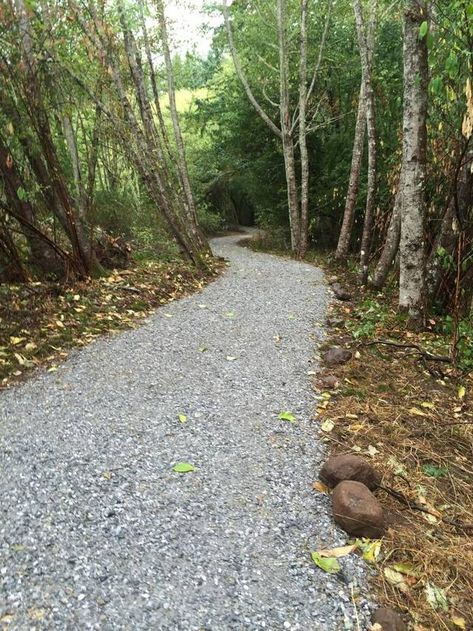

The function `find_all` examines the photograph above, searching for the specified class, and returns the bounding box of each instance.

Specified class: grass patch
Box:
[0,256,223,388]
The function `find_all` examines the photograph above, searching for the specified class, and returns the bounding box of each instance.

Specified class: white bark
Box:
[399,0,428,325]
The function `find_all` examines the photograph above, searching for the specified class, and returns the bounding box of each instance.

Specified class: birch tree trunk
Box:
[399,0,429,326]
[335,81,366,260]
[156,0,209,253]
[278,0,301,256]
[298,0,310,258]
[353,0,378,284]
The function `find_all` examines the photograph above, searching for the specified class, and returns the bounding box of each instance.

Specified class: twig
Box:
[362,339,451,363]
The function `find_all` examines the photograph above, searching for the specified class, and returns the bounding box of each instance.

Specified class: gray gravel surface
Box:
[0,234,371,630]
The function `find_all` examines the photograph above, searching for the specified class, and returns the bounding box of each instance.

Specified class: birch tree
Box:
[399,0,429,326]
[223,0,332,258]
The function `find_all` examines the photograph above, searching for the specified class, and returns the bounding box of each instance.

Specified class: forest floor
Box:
[249,234,473,631]
[0,258,221,389]
[0,233,373,630]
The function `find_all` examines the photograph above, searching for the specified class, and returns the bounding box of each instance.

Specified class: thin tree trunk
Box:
[353,0,378,284]
[278,0,301,255]
[399,0,429,326]
[298,0,309,258]
[156,0,209,252]
[371,183,402,288]
[335,81,366,260]
[62,114,87,218]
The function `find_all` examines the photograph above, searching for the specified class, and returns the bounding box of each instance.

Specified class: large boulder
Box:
[320,454,381,490]
[371,607,407,631]
[323,347,352,366]
[332,480,385,538]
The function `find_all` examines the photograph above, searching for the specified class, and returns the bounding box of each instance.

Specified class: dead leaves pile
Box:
[0,259,222,388]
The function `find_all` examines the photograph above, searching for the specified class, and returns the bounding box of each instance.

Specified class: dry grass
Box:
[316,279,473,630]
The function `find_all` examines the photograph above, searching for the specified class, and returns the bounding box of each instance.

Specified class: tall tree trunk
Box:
[278,0,301,256]
[298,0,310,258]
[399,0,429,326]
[353,0,378,284]
[156,0,209,252]
[62,114,87,218]
[14,0,101,277]
[335,81,366,260]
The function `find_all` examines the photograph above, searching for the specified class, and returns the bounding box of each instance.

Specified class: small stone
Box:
[371,607,407,631]
[315,374,340,390]
[320,454,381,490]
[331,283,352,301]
[323,347,352,366]
[332,480,385,538]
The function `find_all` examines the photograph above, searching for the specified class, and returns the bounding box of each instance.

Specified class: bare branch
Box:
[222,0,282,138]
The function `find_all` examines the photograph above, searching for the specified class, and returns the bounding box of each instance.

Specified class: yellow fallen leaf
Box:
[421,401,435,409]
[458,385,466,400]
[102,471,112,480]
[346,413,358,419]
[321,419,334,432]
[10,336,25,345]
[409,407,428,417]
[348,423,365,432]
[312,481,329,493]
[452,616,466,630]
[318,544,358,558]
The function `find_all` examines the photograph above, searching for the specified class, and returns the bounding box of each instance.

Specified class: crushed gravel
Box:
[0,233,371,630]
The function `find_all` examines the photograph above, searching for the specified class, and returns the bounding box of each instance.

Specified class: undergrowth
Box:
[248,233,473,630]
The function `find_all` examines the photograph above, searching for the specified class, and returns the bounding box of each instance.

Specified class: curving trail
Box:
[0,233,370,630]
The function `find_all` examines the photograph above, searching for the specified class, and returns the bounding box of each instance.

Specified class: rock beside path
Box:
[332,480,385,538]
[320,454,381,490]
[371,607,407,631]
[323,347,352,366]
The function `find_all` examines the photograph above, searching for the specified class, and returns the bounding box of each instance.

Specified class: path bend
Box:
[0,233,370,630]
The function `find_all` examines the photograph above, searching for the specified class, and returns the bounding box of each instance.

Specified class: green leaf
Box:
[311,551,341,574]
[278,411,296,422]
[172,462,196,473]
[422,463,448,478]
[419,20,428,38]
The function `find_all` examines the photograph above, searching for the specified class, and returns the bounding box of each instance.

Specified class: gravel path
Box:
[0,233,370,630]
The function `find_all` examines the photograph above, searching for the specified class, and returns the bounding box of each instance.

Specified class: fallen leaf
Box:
[198,346,208,352]
[409,407,428,417]
[172,462,197,473]
[451,616,466,629]
[359,539,382,563]
[312,481,330,493]
[383,567,410,593]
[9,336,25,345]
[278,411,296,422]
[178,414,187,423]
[367,445,379,457]
[311,551,341,573]
[226,356,237,361]
[346,413,359,419]
[318,544,357,558]
[225,311,235,318]
[391,563,420,578]
[321,419,334,432]
[425,581,449,611]
[163,313,173,318]
[421,401,435,409]
[458,385,466,400]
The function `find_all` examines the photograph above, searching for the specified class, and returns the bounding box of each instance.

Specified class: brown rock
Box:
[332,282,352,301]
[320,454,381,490]
[332,480,385,538]
[316,374,340,390]
[323,347,352,366]
[371,607,407,631]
